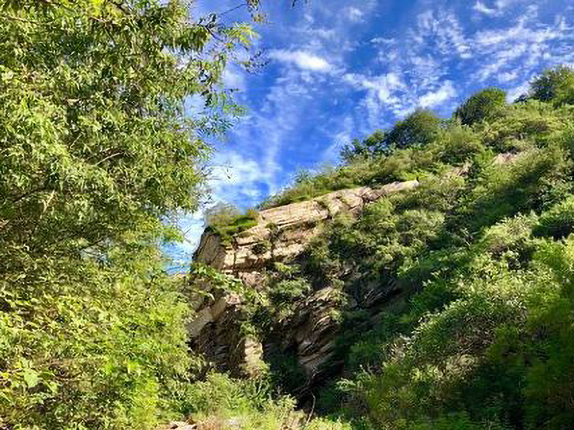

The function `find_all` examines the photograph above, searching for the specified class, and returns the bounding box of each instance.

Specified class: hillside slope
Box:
[184,70,574,430]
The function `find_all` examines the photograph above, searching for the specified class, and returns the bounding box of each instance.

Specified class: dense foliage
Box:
[454,87,507,126]
[204,204,259,245]
[529,66,574,105]
[0,0,258,428]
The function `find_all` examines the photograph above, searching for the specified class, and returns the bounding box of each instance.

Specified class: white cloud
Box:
[173,149,268,261]
[506,81,531,102]
[345,6,364,22]
[344,72,405,104]
[471,6,574,84]
[415,10,471,59]
[354,0,574,131]
[320,115,355,165]
[343,9,472,124]
[419,81,457,108]
[475,20,561,46]
[371,37,396,45]
[222,67,246,90]
[209,151,263,189]
[473,1,501,16]
[474,0,524,16]
[343,72,410,126]
[174,210,206,255]
[268,49,333,72]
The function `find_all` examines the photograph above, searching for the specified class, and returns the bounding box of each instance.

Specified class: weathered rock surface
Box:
[189,181,419,380]
[286,287,343,377]
[188,154,521,386]
[185,153,519,401]
[193,180,419,279]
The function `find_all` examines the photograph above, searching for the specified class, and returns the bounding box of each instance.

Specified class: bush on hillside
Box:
[454,87,507,126]
[386,108,442,150]
[529,65,574,105]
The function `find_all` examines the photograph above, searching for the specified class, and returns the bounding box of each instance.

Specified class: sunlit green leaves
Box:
[0,0,259,428]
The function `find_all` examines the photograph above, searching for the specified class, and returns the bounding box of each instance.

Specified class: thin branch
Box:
[201,24,225,43]
[95,152,123,166]
[303,393,316,429]
[0,219,10,233]
[30,190,57,237]
[219,3,248,17]
[7,186,48,206]
[0,14,42,25]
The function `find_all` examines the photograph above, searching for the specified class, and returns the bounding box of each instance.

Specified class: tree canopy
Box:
[386,108,441,149]
[529,65,574,105]
[0,0,257,428]
[454,87,507,125]
[340,109,442,162]
[341,130,387,161]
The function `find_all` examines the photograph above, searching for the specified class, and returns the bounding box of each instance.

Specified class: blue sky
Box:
[168,0,574,267]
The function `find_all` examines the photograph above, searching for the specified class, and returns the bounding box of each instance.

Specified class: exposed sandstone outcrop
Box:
[188,153,524,386]
[189,181,419,380]
[193,180,420,280]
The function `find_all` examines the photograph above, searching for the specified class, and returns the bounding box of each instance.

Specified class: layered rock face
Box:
[189,181,419,380]
[187,153,520,387]
[193,181,419,279]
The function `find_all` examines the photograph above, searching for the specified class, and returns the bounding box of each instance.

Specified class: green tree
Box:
[454,87,507,126]
[341,111,442,162]
[529,65,574,105]
[386,108,441,149]
[341,130,387,161]
[0,0,258,428]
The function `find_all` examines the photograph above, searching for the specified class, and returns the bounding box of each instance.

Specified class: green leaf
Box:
[22,368,40,389]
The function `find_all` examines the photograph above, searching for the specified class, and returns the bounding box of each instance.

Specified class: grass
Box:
[207,210,259,245]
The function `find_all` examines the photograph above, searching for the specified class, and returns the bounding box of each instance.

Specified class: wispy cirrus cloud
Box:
[268,49,334,72]
[419,81,457,108]
[473,0,525,17]
[344,6,364,22]
[341,0,574,131]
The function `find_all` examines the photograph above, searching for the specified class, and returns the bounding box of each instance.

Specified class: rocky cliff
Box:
[187,154,516,388]
[194,181,420,278]
[188,180,419,381]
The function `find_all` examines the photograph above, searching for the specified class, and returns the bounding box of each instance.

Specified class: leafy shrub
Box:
[460,146,571,232]
[305,417,354,430]
[477,100,574,151]
[0,247,192,430]
[477,213,538,260]
[529,65,574,106]
[206,207,259,245]
[428,124,486,165]
[178,373,297,430]
[386,109,442,150]
[534,196,574,239]
[454,87,507,126]
[408,413,510,430]
[341,130,388,162]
